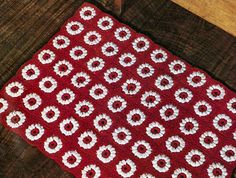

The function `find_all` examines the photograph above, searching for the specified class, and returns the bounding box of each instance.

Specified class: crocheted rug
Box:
[0,2,235,178]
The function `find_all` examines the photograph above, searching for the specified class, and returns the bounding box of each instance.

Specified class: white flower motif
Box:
[89,84,108,100]
[41,106,60,123]
[25,124,44,141]
[5,81,24,97]
[53,60,73,77]
[179,117,199,135]
[160,104,179,121]
[213,114,232,131]
[233,131,236,140]
[227,97,236,114]
[166,135,185,153]
[137,63,154,78]
[6,111,26,128]
[84,31,102,45]
[150,49,167,63]
[199,131,218,149]
[172,168,192,178]
[174,88,193,103]
[141,91,161,108]
[22,64,40,80]
[206,84,225,100]
[39,76,57,93]
[71,72,91,88]
[59,117,79,136]
[87,57,105,72]
[74,100,94,117]
[187,71,206,87]
[38,49,55,64]
[44,136,62,154]
[78,131,97,149]
[122,78,141,95]
[116,159,136,177]
[66,21,84,35]
[155,75,174,91]
[80,6,96,20]
[114,27,131,41]
[194,100,212,117]
[146,122,165,139]
[169,60,186,74]
[152,154,171,172]
[82,164,101,178]
[101,42,119,56]
[62,150,81,168]
[56,88,75,105]
[119,53,136,67]
[112,127,132,145]
[107,96,127,113]
[0,98,8,113]
[23,93,42,110]
[93,113,112,132]
[207,163,227,178]
[220,145,236,162]
[132,37,150,52]
[131,140,152,159]
[126,109,146,126]
[185,149,205,167]
[69,46,87,60]
[104,68,122,83]
[97,16,113,30]
[52,35,70,49]
[96,145,116,163]
[140,173,155,178]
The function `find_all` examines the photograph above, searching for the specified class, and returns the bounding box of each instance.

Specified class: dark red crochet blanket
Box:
[0,2,235,178]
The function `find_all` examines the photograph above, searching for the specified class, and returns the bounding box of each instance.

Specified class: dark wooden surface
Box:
[0,0,235,177]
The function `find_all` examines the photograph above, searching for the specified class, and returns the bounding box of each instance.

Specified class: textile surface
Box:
[0,2,235,178]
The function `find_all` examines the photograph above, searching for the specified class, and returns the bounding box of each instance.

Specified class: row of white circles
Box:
[35,43,234,110]
[2,72,236,117]
[2,107,236,163]
[1,95,234,135]
[2,108,235,178]
[2,56,236,110]
[1,81,235,124]
[6,58,230,103]
[0,60,235,143]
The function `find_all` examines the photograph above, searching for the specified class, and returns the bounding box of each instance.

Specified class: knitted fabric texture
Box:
[0,2,235,178]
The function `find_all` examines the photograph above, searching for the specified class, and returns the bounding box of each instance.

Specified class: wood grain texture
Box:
[172,0,236,36]
[0,0,235,177]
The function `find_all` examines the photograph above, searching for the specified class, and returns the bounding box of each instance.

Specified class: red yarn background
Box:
[0,2,235,178]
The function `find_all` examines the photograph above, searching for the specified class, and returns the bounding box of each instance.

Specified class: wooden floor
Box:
[0,0,235,177]
[172,0,236,36]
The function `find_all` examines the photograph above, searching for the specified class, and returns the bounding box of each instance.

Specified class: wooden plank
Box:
[172,0,236,36]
